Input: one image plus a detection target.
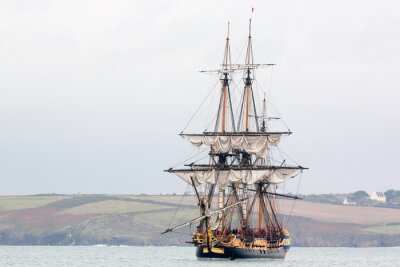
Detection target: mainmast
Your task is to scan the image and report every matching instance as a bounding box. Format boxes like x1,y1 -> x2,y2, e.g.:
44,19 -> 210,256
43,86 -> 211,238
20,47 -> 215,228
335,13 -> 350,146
244,18 -> 252,132
240,17 -> 258,233
237,17 -> 259,133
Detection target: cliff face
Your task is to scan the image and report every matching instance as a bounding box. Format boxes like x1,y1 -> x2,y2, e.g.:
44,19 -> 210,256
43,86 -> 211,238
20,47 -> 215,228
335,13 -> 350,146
287,216 -> 400,247
0,194 -> 399,247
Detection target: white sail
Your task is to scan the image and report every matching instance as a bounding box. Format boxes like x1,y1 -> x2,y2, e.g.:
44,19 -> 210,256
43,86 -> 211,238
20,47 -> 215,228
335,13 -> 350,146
181,134 -> 282,158
174,168 -> 298,189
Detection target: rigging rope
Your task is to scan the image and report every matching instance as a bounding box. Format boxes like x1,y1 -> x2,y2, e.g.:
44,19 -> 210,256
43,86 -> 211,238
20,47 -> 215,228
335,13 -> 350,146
170,147 -> 209,169
232,39 -> 248,66
167,184 -> 190,231
253,39 -> 274,64
252,77 -> 292,133
277,147 -> 301,166
285,172 -> 303,229
168,231 -> 193,236
204,79 -> 219,131
181,77 -> 220,133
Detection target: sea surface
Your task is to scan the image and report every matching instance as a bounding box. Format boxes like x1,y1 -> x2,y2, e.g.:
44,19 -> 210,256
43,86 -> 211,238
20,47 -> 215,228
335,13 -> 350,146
0,246 -> 399,267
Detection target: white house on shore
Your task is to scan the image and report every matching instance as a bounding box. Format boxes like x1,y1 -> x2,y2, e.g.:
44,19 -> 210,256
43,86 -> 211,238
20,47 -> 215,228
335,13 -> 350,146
370,192 -> 386,203
342,197 -> 357,206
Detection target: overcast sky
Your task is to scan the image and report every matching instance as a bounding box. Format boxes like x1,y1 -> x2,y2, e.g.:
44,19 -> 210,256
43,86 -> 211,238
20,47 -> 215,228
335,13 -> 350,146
0,0 -> 399,195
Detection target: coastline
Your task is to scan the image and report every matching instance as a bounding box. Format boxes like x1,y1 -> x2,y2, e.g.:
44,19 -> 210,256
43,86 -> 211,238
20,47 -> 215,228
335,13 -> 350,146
0,194 -> 399,247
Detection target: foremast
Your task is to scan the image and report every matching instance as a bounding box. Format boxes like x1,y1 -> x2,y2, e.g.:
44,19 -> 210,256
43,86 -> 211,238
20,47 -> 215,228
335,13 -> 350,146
218,23 -> 234,232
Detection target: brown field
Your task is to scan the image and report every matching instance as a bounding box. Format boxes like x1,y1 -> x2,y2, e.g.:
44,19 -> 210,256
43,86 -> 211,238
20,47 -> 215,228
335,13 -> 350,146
278,200 -> 400,225
132,195 -> 400,225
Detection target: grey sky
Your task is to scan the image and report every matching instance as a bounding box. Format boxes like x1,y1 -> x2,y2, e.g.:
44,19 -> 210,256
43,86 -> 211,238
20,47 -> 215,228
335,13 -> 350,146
0,0 -> 399,195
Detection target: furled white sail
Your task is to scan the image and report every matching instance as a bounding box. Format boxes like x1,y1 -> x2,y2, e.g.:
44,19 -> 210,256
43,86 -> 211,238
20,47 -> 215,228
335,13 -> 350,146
174,168 -> 298,189
181,134 -> 282,158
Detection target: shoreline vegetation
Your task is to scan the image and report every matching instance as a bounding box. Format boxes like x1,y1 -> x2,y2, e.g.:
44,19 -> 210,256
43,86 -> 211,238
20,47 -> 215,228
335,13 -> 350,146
0,194 -> 399,247
300,190 -> 400,209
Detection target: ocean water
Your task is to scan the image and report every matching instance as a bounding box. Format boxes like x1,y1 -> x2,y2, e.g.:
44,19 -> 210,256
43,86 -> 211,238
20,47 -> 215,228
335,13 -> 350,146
0,246 -> 399,267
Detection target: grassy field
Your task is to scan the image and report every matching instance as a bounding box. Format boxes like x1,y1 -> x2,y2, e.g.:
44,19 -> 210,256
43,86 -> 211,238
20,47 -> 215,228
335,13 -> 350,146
60,199 -> 168,215
277,200 -> 400,224
2,194 -> 400,225
362,225 -> 400,235
128,195 -> 197,205
0,195 -> 72,211
134,207 -> 197,227
128,195 -> 400,225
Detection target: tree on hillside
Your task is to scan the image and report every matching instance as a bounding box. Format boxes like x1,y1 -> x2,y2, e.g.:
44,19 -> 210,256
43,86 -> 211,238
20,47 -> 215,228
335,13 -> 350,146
346,191 -> 371,206
385,189 -> 400,206
348,191 -> 369,201
385,189 -> 400,200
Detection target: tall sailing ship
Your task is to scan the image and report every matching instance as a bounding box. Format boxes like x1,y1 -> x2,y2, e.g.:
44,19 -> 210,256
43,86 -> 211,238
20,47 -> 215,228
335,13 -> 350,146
162,18 -> 307,260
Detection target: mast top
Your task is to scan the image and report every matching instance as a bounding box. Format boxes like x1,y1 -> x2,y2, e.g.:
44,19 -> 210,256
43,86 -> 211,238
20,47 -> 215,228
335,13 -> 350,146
249,7 -> 254,37
249,19 -> 252,38
227,21 -> 230,40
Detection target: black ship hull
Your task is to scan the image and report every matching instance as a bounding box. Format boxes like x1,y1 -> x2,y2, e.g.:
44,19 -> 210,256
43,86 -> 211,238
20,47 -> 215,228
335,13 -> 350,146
195,245 -> 286,260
